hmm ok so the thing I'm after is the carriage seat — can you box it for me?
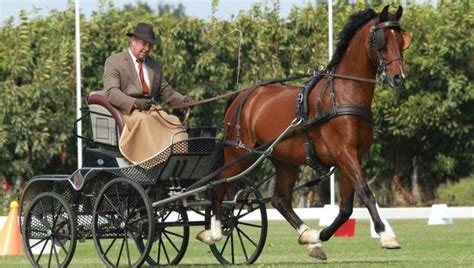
[87,91,124,147]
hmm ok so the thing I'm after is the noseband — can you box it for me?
[368,21,405,78]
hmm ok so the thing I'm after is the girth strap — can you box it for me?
[302,105,373,130]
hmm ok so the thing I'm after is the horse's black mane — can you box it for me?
[327,8,378,69]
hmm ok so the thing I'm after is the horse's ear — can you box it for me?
[395,6,403,21]
[379,5,390,22]
[402,32,412,50]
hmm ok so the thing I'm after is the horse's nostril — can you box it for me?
[393,74,404,86]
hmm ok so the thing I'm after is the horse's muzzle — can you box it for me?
[389,73,406,88]
[394,74,405,87]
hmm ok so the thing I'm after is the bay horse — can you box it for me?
[197,5,411,260]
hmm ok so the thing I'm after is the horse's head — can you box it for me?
[368,5,411,87]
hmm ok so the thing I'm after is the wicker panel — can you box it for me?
[82,137,220,185]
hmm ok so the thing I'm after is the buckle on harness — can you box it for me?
[296,93,304,104]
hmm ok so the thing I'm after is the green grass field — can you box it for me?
[1,219,473,267]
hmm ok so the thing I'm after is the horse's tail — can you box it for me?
[224,93,239,115]
[210,92,240,177]
[211,139,225,177]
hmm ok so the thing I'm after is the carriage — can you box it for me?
[19,91,273,267]
[20,5,409,267]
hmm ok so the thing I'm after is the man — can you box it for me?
[104,22,192,164]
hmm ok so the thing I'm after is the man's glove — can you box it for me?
[134,99,153,110]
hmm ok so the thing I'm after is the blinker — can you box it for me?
[375,29,386,50]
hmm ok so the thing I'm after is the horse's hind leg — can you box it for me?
[270,160,327,260]
[196,183,228,245]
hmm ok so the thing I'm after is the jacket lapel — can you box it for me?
[122,50,142,93]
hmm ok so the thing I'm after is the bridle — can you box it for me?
[368,20,405,80]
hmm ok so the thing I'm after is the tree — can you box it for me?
[0,1,471,207]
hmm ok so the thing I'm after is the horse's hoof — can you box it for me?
[380,237,401,249]
[308,244,327,260]
[196,230,215,245]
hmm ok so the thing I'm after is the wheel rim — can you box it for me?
[93,178,154,267]
[209,179,267,264]
[22,192,76,268]
[138,204,189,265]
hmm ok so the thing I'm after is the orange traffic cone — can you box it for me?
[0,201,22,256]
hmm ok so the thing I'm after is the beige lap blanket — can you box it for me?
[119,106,187,164]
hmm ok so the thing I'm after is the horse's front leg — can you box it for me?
[271,160,327,260]
[319,174,355,241]
[332,149,401,249]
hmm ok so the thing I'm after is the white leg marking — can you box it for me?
[298,229,322,245]
[297,224,310,235]
[210,215,222,241]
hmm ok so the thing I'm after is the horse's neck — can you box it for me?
[333,23,377,106]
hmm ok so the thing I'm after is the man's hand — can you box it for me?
[134,99,153,110]
[182,96,193,105]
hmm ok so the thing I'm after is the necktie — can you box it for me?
[136,59,150,95]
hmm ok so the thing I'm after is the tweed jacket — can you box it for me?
[103,50,185,114]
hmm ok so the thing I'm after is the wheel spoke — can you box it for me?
[39,200,51,230]
[230,232,235,264]
[48,238,54,268]
[124,230,131,267]
[29,237,48,248]
[236,225,257,247]
[163,229,184,238]
[35,237,50,263]
[104,235,119,255]
[160,235,170,263]
[52,203,63,230]
[55,236,69,256]
[163,231,179,252]
[219,234,231,256]
[125,200,142,223]
[161,209,173,222]
[52,238,61,267]
[103,194,123,219]
[114,184,124,217]
[235,209,256,220]
[54,216,68,230]
[157,232,162,263]
[238,221,262,228]
[115,236,126,267]
[235,192,251,217]
[49,196,56,227]
[236,226,249,261]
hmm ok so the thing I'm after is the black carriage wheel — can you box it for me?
[22,192,77,268]
[208,177,268,264]
[136,203,190,265]
[92,177,154,268]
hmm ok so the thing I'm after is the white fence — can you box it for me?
[1,206,472,231]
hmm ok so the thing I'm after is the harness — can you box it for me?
[218,19,405,176]
[293,20,405,174]
[368,21,405,80]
